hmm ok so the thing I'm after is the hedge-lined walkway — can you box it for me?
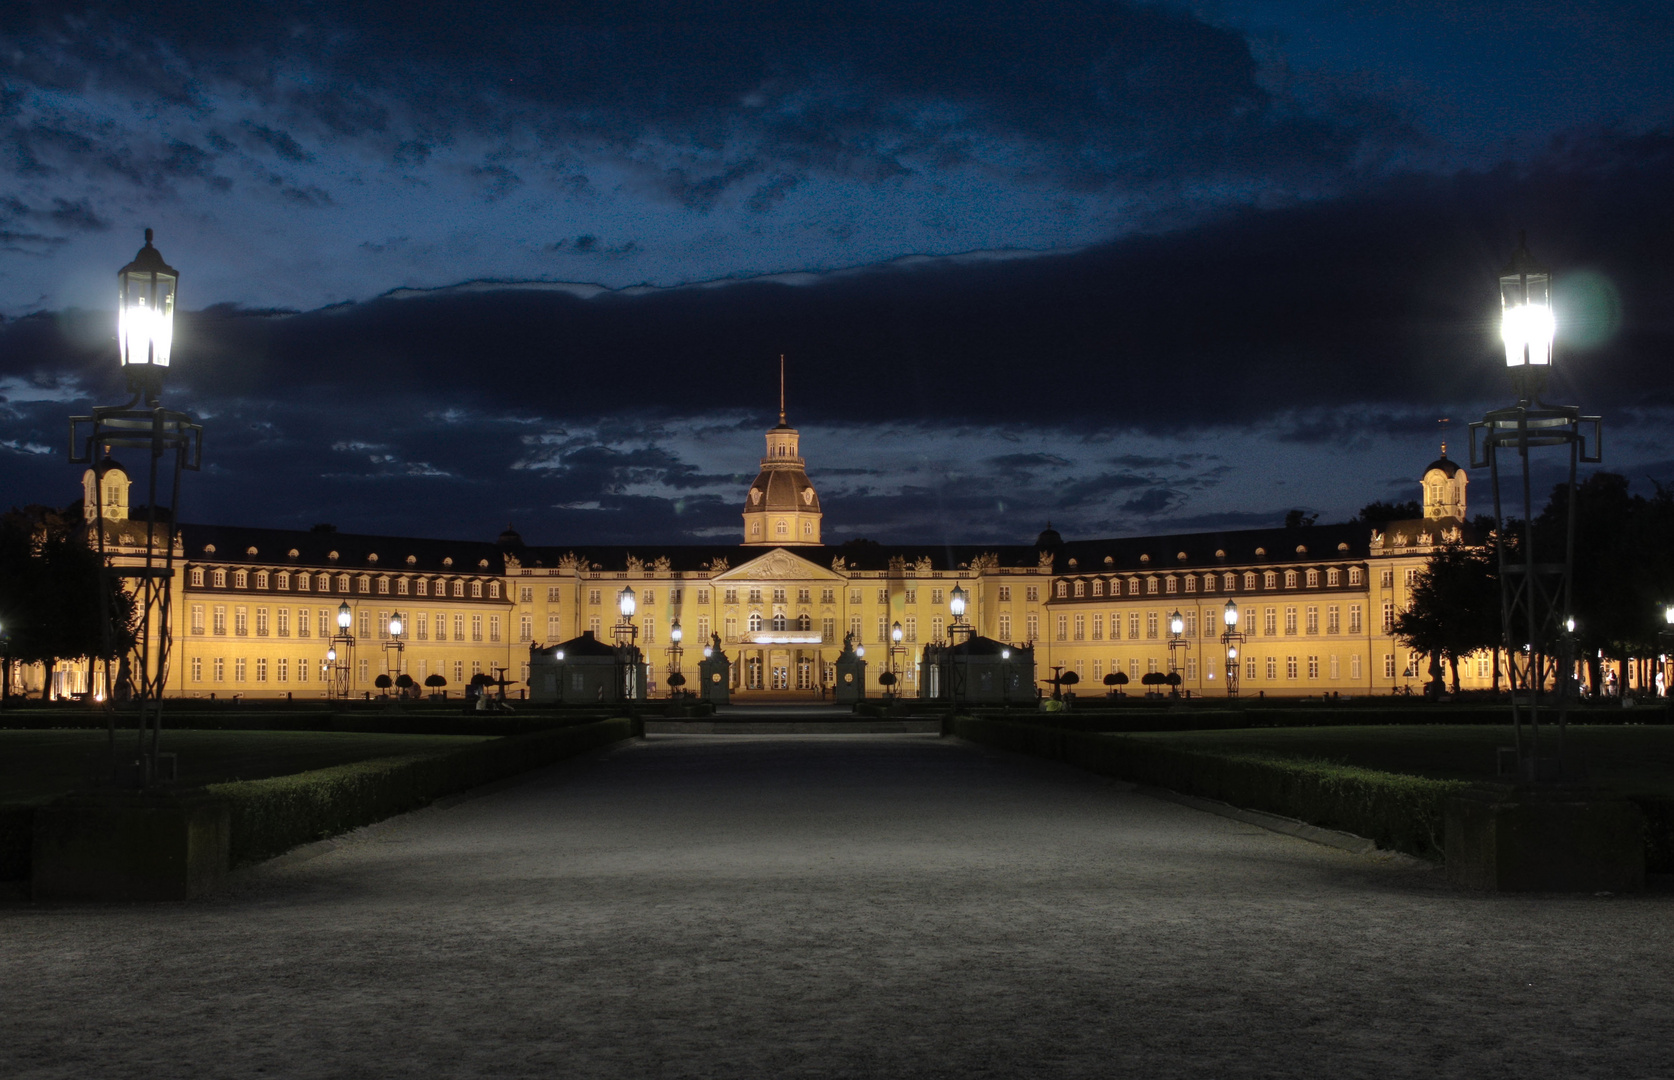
[4,734,1671,1078]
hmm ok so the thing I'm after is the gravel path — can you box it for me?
[3,733,1670,1078]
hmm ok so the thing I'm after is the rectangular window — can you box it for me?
[378,577,390,594]
[295,607,310,638]
[191,568,204,587]
[1349,567,1363,586]
[469,614,481,642]
[1129,658,1141,679]
[298,658,309,683]
[1329,654,1340,680]
[998,586,1012,602]
[415,579,428,597]
[1184,576,1197,593]
[773,588,787,604]
[1307,656,1320,679]
[904,617,918,642]
[1165,577,1178,594]
[234,658,246,682]
[277,658,288,683]
[191,604,204,634]
[489,615,501,643]
[931,616,944,641]
[1382,602,1395,633]
[546,614,560,641]
[1351,654,1362,680]
[1263,608,1277,636]
[1146,611,1158,639]
[1073,614,1085,641]
[1057,615,1068,641]
[1381,569,1395,588]
[277,609,289,637]
[998,613,1012,640]
[319,611,330,638]
[1405,568,1420,587]
[1284,607,1297,635]
[847,615,861,641]
[698,589,710,605]
[191,657,202,681]
[214,657,225,682]
[1026,613,1038,639]
[1025,586,1039,602]
[519,614,532,642]
[255,607,269,636]
[644,618,655,645]
[358,578,370,594]
[547,586,561,602]
[1186,657,1198,681]
[1326,605,1340,635]
[452,614,464,641]
[1073,581,1086,598]
[234,607,248,636]
[213,605,227,635]
[904,589,917,605]
[930,588,944,605]
[1286,656,1298,680]
[724,616,737,641]
[1128,613,1141,640]
[1305,606,1319,634]
[1185,612,1197,638]
[255,658,268,682]
[1327,568,1341,587]
[377,611,389,641]
[297,573,310,592]
[1348,604,1362,634]
[1091,613,1103,641]
[822,617,835,643]
[1265,656,1277,680]
[359,659,369,683]
[359,611,371,639]
[588,589,602,606]
[1384,653,1396,679]
[588,616,602,638]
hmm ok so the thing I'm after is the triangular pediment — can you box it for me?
[713,548,844,581]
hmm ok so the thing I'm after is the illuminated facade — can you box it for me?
[16,417,1491,701]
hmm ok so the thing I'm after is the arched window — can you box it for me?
[775,520,788,536]
[770,614,788,632]
[797,614,811,631]
[748,613,763,633]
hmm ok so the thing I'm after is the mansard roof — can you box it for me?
[178,523,507,574]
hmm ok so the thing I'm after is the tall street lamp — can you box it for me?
[883,619,903,700]
[384,611,406,692]
[330,600,355,700]
[1220,600,1243,699]
[946,582,972,708]
[1166,609,1188,698]
[1469,233,1601,782]
[614,586,640,701]
[1659,604,1674,724]
[666,618,686,697]
[70,230,203,786]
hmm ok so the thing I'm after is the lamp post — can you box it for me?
[330,600,355,700]
[1166,609,1188,698]
[1659,604,1674,723]
[384,611,405,692]
[886,619,903,700]
[1469,234,1601,782]
[69,230,203,786]
[946,583,972,708]
[1001,646,1012,707]
[666,618,686,697]
[613,586,640,702]
[1220,600,1243,699]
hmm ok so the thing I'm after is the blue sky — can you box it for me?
[2,1,1671,544]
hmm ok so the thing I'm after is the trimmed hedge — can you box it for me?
[205,717,637,866]
[963,705,1661,732]
[1,717,636,881]
[952,716,1467,859]
[0,710,621,736]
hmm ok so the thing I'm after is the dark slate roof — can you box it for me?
[747,464,821,512]
[1051,522,1370,573]
[178,521,1379,576]
[1424,456,1462,477]
[178,522,507,574]
[950,634,1029,657]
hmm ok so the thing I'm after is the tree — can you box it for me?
[374,673,393,690]
[0,505,138,699]
[1392,541,1499,693]
[1284,509,1318,529]
[1354,500,1422,530]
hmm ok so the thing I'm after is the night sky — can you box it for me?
[2,1,1671,547]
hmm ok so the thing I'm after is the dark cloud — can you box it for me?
[244,123,314,164]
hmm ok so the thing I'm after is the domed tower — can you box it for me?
[1421,444,1467,520]
[742,358,822,546]
[82,455,130,523]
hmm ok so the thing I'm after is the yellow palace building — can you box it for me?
[31,407,1485,702]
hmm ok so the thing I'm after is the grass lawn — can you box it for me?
[1123,725,1674,799]
[0,730,493,807]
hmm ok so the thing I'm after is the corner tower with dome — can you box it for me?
[742,363,821,546]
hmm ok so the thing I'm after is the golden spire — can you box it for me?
[779,353,786,425]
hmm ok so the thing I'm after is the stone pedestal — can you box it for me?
[1445,784,1644,892]
[834,655,867,704]
[698,655,730,705]
[33,791,231,902]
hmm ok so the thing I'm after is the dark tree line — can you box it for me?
[1391,473,1674,695]
[0,503,138,700]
